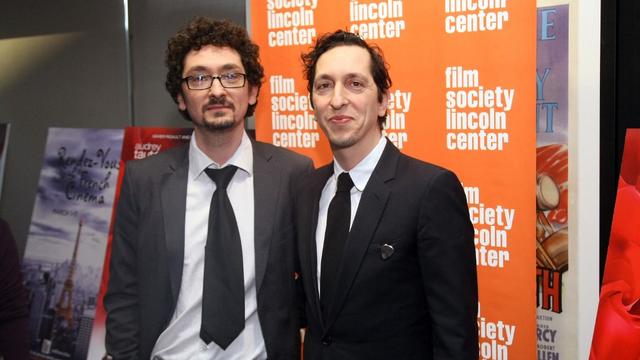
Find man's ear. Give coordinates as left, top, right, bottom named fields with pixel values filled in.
left=248, top=85, right=259, bottom=106
left=378, top=90, right=390, bottom=117
left=177, top=92, right=186, bottom=111
left=308, top=92, right=315, bottom=110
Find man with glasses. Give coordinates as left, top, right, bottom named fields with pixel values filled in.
left=105, top=17, right=312, bottom=359
left=294, top=30, right=478, bottom=359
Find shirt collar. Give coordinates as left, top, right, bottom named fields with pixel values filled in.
left=332, top=135, right=387, bottom=192
left=189, top=131, right=253, bottom=181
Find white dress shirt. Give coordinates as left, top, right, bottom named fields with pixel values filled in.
left=151, top=132, right=266, bottom=360
left=315, top=135, right=387, bottom=295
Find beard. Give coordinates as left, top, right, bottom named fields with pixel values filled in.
left=201, top=97, right=241, bottom=131
left=327, top=132, right=358, bottom=149
left=203, top=113, right=237, bottom=131
left=321, top=121, right=360, bottom=149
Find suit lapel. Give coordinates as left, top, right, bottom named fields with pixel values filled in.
left=252, top=143, right=280, bottom=293
left=323, top=140, right=399, bottom=331
left=160, top=146, right=189, bottom=305
left=304, top=165, right=333, bottom=328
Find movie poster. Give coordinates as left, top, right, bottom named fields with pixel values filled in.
left=21, top=128, right=124, bottom=359
left=536, top=4, right=569, bottom=360
left=0, top=123, right=9, bottom=198
left=87, top=127, right=192, bottom=360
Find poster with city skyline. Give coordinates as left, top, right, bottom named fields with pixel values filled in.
left=21, top=127, right=124, bottom=359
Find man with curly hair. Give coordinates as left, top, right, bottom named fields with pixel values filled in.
left=105, top=17, right=312, bottom=359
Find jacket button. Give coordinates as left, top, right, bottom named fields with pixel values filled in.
left=321, top=336, right=332, bottom=346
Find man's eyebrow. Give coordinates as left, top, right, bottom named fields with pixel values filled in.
left=184, top=64, right=243, bottom=74
left=315, top=72, right=368, bottom=79
left=183, top=65, right=208, bottom=74
left=344, top=72, right=368, bottom=79
left=314, top=74, right=334, bottom=81
left=219, top=63, right=244, bottom=72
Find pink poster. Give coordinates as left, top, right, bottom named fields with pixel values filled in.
left=590, top=129, right=640, bottom=359
left=87, top=127, right=191, bottom=360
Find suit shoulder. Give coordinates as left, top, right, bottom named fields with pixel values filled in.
left=298, top=163, right=331, bottom=187
left=254, top=141, right=312, bottom=168
left=396, top=152, right=457, bottom=179
left=391, top=153, right=466, bottom=196
left=292, top=163, right=331, bottom=202
left=123, top=144, right=187, bottom=176
left=392, top=154, right=468, bottom=216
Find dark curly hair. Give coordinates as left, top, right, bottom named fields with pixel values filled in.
left=301, top=30, right=392, bottom=129
left=165, top=17, right=264, bottom=120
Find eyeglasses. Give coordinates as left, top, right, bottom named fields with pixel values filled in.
left=182, top=73, right=246, bottom=90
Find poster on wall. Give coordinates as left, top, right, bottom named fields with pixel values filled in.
left=86, top=127, right=192, bottom=360
left=589, top=129, right=640, bottom=360
left=251, top=0, right=536, bottom=358
left=535, top=4, right=569, bottom=360
left=0, top=123, right=10, bottom=198
left=21, top=128, right=124, bottom=359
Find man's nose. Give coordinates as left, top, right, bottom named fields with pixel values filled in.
left=330, top=84, right=348, bottom=109
left=208, top=78, right=227, bottom=97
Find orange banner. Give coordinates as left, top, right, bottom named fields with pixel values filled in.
left=252, top=0, right=536, bottom=358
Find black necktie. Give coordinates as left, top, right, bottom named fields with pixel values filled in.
left=321, top=172, right=354, bottom=317
left=200, top=166, right=244, bottom=349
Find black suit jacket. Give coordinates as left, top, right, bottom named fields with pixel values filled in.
left=295, top=140, right=478, bottom=360
left=104, top=139, right=312, bottom=359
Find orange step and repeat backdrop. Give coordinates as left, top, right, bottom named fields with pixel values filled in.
left=251, top=0, right=536, bottom=358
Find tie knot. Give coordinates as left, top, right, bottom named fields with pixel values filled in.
left=336, top=172, right=354, bottom=193
left=204, top=166, right=238, bottom=190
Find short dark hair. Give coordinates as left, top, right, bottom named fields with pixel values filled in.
left=165, top=17, right=264, bottom=120
left=301, top=30, right=392, bottom=128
